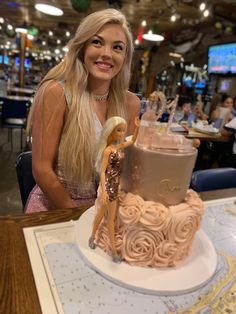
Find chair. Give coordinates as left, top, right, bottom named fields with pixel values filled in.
left=190, top=168, right=236, bottom=192
left=15, top=151, right=36, bottom=210
left=0, top=97, right=31, bottom=151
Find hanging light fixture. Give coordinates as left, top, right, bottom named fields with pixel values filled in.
left=35, top=3, right=63, bottom=16
left=143, top=30, right=164, bottom=42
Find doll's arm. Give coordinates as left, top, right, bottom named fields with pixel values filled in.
left=122, top=117, right=140, bottom=148
left=99, top=147, right=111, bottom=205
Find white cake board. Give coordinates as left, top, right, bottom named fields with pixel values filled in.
left=75, top=206, right=217, bottom=296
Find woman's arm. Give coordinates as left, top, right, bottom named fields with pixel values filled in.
left=32, top=81, right=77, bottom=209
left=126, top=91, right=141, bottom=134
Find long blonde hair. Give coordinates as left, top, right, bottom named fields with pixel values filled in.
left=95, top=116, right=127, bottom=173
left=30, top=9, right=133, bottom=184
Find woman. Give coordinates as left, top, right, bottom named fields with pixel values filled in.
left=210, top=94, right=234, bottom=129
left=88, top=116, right=140, bottom=262
left=25, top=9, right=140, bottom=213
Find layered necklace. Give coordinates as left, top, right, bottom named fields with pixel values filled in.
left=93, top=91, right=109, bottom=101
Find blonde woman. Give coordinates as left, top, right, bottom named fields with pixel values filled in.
left=25, top=9, right=140, bottom=213
left=89, top=116, right=140, bottom=262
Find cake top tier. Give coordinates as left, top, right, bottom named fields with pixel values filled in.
left=136, top=91, right=197, bottom=152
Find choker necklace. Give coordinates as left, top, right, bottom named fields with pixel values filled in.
left=93, top=91, right=109, bottom=101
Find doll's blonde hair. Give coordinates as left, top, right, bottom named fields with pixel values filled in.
left=95, top=116, right=127, bottom=173
left=29, top=9, right=133, bottom=184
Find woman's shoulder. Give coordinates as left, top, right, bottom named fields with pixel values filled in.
left=43, top=80, right=64, bottom=98
left=34, top=80, right=67, bottom=111
left=125, top=91, right=140, bottom=105
left=125, top=91, right=140, bottom=115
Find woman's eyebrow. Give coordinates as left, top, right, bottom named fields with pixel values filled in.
left=94, top=35, right=126, bottom=46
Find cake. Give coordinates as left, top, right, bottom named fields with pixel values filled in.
left=95, top=93, right=204, bottom=267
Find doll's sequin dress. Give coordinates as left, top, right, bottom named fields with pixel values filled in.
left=105, top=149, right=124, bottom=201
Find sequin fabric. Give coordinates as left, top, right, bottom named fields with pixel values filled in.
left=24, top=163, right=97, bottom=213
left=105, top=149, right=124, bottom=202
left=24, top=111, right=103, bottom=213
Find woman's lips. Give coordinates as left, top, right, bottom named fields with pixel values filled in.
left=95, top=62, right=113, bottom=70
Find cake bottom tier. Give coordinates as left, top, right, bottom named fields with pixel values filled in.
left=96, top=189, right=204, bottom=268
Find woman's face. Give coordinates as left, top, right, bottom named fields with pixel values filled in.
left=84, top=23, right=127, bottom=84
left=111, top=123, right=127, bottom=142
left=222, top=97, right=233, bottom=109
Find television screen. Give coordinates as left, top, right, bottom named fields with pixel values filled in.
left=3, top=55, right=9, bottom=65
left=195, top=79, right=206, bottom=89
left=182, top=75, right=193, bottom=88
left=15, top=57, right=30, bottom=68
left=208, top=43, right=236, bottom=74
left=217, top=78, right=233, bottom=93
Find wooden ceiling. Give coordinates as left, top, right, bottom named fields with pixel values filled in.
left=0, top=0, right=236, bottom=51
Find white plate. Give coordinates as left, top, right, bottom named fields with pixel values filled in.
left=75, top=206, right=217, bottom=296
left=193, top=126, right=219, bottom=135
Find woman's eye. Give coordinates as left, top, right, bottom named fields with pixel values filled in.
left=91, top=39, right=102, bottom=46
left=113, top=44, right=124, bottom=51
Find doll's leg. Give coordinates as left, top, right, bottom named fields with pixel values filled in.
left=89, top=203, right=107, bottom=249
left=107, top=200, right=121, bottom=263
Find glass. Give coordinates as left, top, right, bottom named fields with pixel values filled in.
left=173, top=109, right=184, bottom=123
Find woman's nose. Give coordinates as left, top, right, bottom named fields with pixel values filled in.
left=101, top=45, right=112, bottom=58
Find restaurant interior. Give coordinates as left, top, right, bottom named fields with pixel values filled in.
left=0, top=0, right=236, bottom=215
left=1, top=1, right=236, bottom=314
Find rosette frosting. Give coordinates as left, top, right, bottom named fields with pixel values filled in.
left=95, top=189, right=204, bottom=268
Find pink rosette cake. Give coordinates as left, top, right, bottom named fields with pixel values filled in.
left=96, top=189, right=204, bottom=267
left=95, top=95, right=204, bottom=267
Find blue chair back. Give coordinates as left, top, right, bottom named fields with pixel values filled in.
left=15, top=151, right=36, bottom=210
left=0, top=97, right=29, bottom=125
left=190, top=168, right=236, bottom=192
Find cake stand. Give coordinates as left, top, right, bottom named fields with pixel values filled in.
left=75, top=206, right=217, bottom=296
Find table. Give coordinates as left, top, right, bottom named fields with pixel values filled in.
left=7, top=87, right=35, bottom=96
left=187, top=128, right=232, bottom=142
left=0, top=189, right=235, bottom=314
left=3, top=95, right=32, bottom=102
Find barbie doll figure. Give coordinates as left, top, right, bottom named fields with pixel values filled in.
left=89, top=116, right=140, bottom=262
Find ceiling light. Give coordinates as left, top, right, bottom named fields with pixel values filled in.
left=141, top=20, right=147, bottom=27
left=35, top=3, right=63, bottom=16
left=203, top=9, right=209, bottom=17
left=143, top=30, right=164, bottom=42
left=170, top=15, right=176, bottom=22
left=63, top=46, right=69, bottom=52
left=169, top=52, right=182, bottom=58
left=199, top=2, right=206, bottom=11
left=0, top=17, right=4, bottom=23
left=15, top=27, right=27, bottom=34
left=27, top=34, right=34, bottom=40
left=7, top=24, right=13, bottom=30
